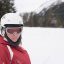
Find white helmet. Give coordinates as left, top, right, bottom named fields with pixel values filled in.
left=0, top=13, right=23, bottom=27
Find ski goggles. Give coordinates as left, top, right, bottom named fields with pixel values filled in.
left=6, top=27, right=22, bottom=34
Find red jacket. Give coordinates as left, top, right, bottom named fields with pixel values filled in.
left=0, top=35, right=31, bottom=64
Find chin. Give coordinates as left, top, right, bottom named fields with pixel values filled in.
left=12, top=40, right=17, bottom=42
left=11, top=38, right=18, bottom=42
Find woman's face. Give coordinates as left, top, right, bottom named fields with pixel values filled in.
left=5, top=27, right=22, bottom=42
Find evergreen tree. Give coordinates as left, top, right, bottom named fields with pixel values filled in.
left=0, top=0, right=16, bottom=18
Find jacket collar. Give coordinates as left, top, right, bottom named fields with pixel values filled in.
left=0, top=35, right=25, bottom=53
left=0, top=35, right=9, bottom=45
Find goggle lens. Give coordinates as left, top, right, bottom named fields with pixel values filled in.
left=6, top=27, right=22, bottom=34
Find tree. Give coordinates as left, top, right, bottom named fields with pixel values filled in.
left=0, top=0, right=16, bottom=18
left=42, top=2, right=64, bottom=27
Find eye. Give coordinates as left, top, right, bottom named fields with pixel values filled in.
left=7, top=29, right=13, bottom=34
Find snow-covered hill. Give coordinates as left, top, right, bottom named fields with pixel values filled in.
left=22, top=27, right=64, bottom=64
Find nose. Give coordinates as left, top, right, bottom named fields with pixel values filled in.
left=13, top=32, right=18, bottom=36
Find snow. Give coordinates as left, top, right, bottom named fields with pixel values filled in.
left=22, top=27, right=64, bottom=64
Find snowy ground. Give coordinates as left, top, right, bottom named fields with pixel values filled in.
left=22, top=27, right=64, bottom=64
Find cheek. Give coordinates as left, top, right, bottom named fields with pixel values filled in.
left=6, top=33, right=12, bottom=38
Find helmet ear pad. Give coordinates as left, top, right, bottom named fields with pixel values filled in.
left=1, top=27, right=5, bottom=37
